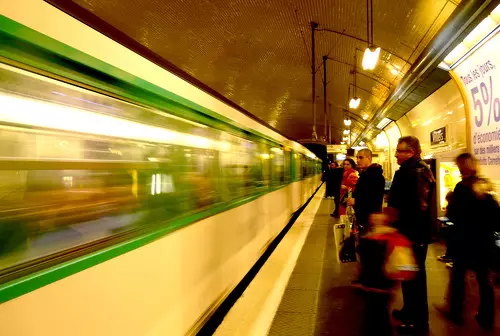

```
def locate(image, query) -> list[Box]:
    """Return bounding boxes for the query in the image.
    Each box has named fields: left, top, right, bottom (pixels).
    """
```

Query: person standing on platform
left=435, top=153, right=500, bottom=330
left=324, top=162, right=338, bottom=199
left=329, top=162, right=344, bottom=217
left=346, top=149, right=385, bottom=234
left=337, top=158, right=358, bottom=217
left=388, top=136, right=436, bottom=334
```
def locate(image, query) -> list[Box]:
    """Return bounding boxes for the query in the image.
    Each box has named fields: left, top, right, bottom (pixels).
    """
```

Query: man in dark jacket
left=346, top=149, right=385, bottom=233
left=388, top=136, right=436, bottom=334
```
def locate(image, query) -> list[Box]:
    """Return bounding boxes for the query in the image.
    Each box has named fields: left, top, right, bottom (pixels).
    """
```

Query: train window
left=270, top=146, right=284, bottom=186
left=0, top=61, right=315, bottom=280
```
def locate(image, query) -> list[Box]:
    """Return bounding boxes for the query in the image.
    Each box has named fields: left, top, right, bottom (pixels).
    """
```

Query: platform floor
left=215, top=191, right=500, bottom=335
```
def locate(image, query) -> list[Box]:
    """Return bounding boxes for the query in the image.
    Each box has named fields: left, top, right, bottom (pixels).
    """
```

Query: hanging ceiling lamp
left=362, top=0, right=379, bottom=70
left=349, top=53, right=361, bottom=109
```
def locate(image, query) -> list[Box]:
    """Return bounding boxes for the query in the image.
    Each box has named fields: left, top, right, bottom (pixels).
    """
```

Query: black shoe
left=397, top=323, right=429, bottom=335
left=434, top=304, right=463, bottom=325
left=475, top=314, right=494, bottom=330
left=392, top=309, right=407, bottom=321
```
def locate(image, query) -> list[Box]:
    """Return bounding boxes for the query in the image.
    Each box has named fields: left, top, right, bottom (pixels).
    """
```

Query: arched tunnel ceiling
left=51, top=0, right=461, bottom=143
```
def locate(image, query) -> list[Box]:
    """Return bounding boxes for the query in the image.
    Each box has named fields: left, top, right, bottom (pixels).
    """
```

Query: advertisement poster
left=453, top=30, right=500, bottom=189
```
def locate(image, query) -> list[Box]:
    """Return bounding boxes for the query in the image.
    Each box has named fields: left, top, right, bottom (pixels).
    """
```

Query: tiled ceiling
left=56, top=0, right=461, bottom=143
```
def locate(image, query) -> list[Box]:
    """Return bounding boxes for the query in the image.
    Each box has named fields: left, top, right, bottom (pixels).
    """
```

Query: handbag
left=339, top=233, right=357, bottom=263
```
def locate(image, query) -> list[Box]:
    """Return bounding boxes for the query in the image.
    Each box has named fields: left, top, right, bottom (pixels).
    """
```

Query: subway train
left=0, top=1, right=322, bottom=335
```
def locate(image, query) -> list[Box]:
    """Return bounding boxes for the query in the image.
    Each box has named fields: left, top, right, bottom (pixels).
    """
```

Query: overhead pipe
left=311, top=22, right=319, bottom=141
left=323, top=55, right=328, bottom=141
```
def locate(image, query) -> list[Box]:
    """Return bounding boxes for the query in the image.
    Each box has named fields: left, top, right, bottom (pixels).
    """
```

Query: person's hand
left=341, top=185, right=348, bottom=190
left=346, top=198, right=355, bottom=206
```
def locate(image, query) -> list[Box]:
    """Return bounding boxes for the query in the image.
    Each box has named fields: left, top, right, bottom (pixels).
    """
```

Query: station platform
left=214, top=185, right=500, bottom=335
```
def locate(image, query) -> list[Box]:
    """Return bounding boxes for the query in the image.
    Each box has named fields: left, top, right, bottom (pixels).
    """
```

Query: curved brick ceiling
left=63, top=0, right=460, bottom=143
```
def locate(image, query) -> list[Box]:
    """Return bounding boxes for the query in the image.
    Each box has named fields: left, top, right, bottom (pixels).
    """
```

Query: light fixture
left=391, top=68, right=399, bottom=75
left=376, top=117, right=392, bottom=129
left=441, top=4, right=500, bottom=69
left=362, top=0, right=379, bottom=71
left=349, top=97, right=361, bottom=109
left=344, top=118, right=352, bottom=126
left=343, top=129, right=350, bottom=135
left=340, top=141, right=346, bottom=145
left=362, top=47, right=381, bottom=70
left=362, top=114, right=369, bottom=120
left=349, top=53, right=361, bottom=109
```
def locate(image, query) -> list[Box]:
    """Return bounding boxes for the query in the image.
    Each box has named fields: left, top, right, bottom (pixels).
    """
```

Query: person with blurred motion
left=356, top=210, right=418, bottom=336
left=346, top=149, right=385, bottom=234
left=435, top=153, right=500, bottom=330
left=388, top=136, right=436, bottom=334
left=437, top=190, right=455, bottom=268
left=336, top=158, right=358, bottom=217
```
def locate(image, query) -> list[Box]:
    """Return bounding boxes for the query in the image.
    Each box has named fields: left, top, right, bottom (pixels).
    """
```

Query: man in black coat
left=388, top=136, right=436, bottom=334
left=346, top=148, right=385, bottom=233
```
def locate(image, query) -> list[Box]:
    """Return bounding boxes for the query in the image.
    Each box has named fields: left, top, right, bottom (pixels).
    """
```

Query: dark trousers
left=402, top=244, right=428, bottom=326
left=444, top=225, right=456, bottom=258
left=362, top=291, right=392, bottom=336
left=449, top=258, right=494, bottom=323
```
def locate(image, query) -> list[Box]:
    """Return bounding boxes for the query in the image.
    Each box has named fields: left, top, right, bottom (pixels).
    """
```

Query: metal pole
left=323, top=55, right=327, bottom=142
left=311, top=22, right=318, bottom=141
left=328, top=103, right=332, bottom=144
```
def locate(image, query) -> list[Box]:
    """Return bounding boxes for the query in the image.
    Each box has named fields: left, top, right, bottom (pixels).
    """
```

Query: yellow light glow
left=391, top=68, right=398, bottom=75
left=463, top=16, right=497, bottom=48
left=492, top=4, right=500, bottom=22
left=344, top=118, right=352, bottom=126
left=362, top=47, right=381, bottom=70
left=0, top=92, right=225, bottom=151
left=349, top=97, right=361, bottom=109
left=343, top=129, right=350, bottom=135
left=442, top=5, right=500, bottom=68
left=363, top=114, right=369, bottom=120
left=151, top=175, right=156, bottom=195
left=260, top=154, right=270, bottom=159
left=444, top=43, right=468, bottom=65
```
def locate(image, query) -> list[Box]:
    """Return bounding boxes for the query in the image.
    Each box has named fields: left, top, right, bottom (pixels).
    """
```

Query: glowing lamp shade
left=344, top=118, right=352, bottom=126
left=343, top=129, right=350, bottom=135
left=362, top=47, right=381, bottom=70
left=349, top=97, right=361, bottom=109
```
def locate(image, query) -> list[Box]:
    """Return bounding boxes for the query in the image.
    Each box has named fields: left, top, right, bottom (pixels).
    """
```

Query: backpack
left=383, top=232, right=418, bottom=281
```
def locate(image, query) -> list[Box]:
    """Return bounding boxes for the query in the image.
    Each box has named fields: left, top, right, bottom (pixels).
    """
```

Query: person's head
left=342, top=158, right=356, bottom=171
left=395, top=136, right=421, bottom=165
left=356, top=149, right=373, bottom=170
left=456, top=153, right=478, bottom=178
left=330, top=161, right=339, bottom=169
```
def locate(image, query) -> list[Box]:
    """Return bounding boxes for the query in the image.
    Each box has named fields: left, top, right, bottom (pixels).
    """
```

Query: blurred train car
left=0, top=1, right=322, bottom=335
